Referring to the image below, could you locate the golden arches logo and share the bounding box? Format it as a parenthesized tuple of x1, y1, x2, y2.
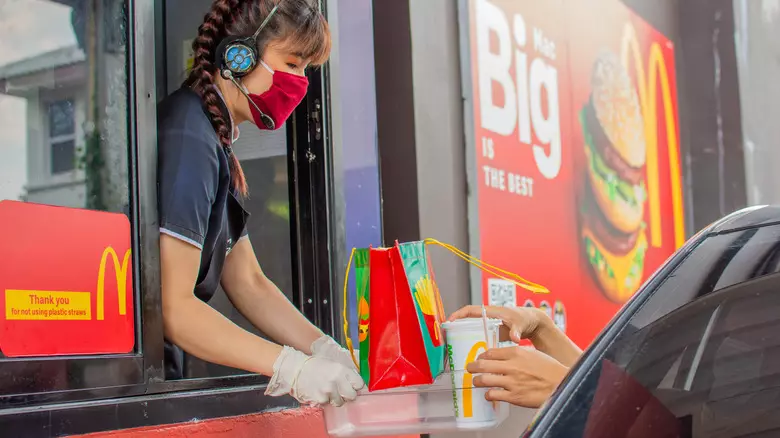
(621, 23, 685, 249)
(6, 245, 131, 322)
(462, 341, 488, 418)
(97, 246, 131, 320)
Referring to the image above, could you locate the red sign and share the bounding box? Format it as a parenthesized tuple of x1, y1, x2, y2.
(0, 201, 134, 357)
(465, 0, 684, 347)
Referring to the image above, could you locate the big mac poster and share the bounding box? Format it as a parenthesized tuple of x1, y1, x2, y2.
(463, 0, 684, 347)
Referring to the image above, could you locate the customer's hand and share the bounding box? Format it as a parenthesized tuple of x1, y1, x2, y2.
(468, 346, 568, 409)
(450, 305, 582, 367)
(311, 335, 359, 371)
(266, 346, 365, 406)
(448, 305, 549, 344)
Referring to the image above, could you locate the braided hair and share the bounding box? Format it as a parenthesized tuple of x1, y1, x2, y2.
(184, 0, 331, 196)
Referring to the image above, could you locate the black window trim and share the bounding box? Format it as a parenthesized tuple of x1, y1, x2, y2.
(0, 0, 340, 433)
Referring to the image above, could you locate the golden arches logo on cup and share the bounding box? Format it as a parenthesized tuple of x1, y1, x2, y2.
(442, 318, 502, 426)
(462, 341, 488, 418)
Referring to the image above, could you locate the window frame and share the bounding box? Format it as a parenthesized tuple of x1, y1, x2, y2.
(0, 0, 342, 431)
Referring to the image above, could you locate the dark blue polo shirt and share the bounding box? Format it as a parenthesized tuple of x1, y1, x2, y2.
(157, 87, 250, 379)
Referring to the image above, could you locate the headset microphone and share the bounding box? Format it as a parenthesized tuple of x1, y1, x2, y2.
(221, 70, 276, 130)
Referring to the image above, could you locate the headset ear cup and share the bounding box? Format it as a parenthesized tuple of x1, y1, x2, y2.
(217, 37, 258, 78)
(215, 37, 236, 72)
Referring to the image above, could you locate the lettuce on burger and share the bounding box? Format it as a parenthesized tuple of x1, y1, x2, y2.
(579, 51, 649, 303)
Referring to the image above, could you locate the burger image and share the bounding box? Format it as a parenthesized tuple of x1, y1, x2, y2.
(579, 51, 648, 303)
(581, 189, 648, 303)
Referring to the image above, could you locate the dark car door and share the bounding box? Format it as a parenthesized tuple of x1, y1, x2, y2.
(525, 210, 780, 438)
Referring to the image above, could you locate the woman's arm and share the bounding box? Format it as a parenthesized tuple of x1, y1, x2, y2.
(160, 234, 282, 375)
(220, 238, 323, 354)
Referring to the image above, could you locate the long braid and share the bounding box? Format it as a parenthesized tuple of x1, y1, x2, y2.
(185, 0, 248, 196)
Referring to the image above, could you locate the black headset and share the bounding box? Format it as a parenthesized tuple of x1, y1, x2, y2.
(216, 4, 280, 130)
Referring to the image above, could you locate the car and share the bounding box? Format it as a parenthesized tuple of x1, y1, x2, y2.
(524, 205, 780, 437)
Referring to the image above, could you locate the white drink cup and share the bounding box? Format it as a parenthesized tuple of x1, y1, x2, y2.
(442, 318, 502, 428)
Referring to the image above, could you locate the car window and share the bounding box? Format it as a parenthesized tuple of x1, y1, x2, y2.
(539, 223, 780, 437)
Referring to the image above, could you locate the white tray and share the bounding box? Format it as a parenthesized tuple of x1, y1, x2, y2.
(323, 370, 509, 437)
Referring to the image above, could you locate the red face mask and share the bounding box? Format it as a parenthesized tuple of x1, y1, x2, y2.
(247, 60, 309, 130)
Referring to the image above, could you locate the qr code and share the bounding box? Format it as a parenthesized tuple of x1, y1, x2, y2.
(487, 279, 516, 307)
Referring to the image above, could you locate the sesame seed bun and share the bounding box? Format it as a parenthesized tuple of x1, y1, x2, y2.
(591, 51, 647, 169)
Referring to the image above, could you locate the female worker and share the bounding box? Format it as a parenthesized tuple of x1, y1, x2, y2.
(156, 0, 361, 406)
(448, 306, 583, 408)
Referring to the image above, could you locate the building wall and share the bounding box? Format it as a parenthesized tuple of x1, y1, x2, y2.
(373, 0, 471, 317)
(99, 52, 131, 212)
(25, 87, 86, 209)
(26, 181, 86, 207)
(676, 0, 748, 233)
(409, 0, 471, 316)
(734, 0, 780, 206)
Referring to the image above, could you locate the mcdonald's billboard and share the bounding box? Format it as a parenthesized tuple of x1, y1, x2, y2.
(464, 0, 684, 347)
(0, 201, 135, 357)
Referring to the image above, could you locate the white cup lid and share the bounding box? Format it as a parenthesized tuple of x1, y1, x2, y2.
(441, 318, 502, 331)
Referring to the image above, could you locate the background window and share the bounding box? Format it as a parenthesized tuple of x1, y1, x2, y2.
(48, 99, 76, 174)
(0, 0, 135, 368)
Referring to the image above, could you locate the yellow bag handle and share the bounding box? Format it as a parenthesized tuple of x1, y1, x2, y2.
(342, 248, 359, 369)
(424, 238, 550, 294)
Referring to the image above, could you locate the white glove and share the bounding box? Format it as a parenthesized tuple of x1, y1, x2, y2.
(311, 335, 359, 371)
(265, 346, 364, 407)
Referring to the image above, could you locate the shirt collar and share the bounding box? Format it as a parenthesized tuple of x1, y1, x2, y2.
(213, 85, 241, 144)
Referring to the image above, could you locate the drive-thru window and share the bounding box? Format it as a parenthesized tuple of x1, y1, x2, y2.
(0, 0, 383, 435)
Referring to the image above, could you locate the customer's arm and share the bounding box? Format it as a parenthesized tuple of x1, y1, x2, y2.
(528, 315, 582, 367)
(449, 305, 583, 367)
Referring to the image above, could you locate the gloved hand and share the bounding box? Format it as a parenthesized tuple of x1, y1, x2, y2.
(311, 335, 359, 371)
(265, 346, 364, 406)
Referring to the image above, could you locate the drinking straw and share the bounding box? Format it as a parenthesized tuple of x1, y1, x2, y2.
(481, 305, 491, 348)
